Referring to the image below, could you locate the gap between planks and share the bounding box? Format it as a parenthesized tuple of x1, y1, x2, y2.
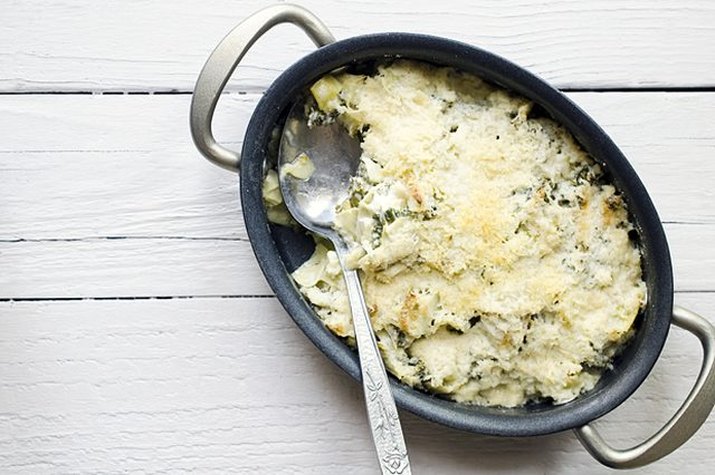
(3, 87, 715, 95)
(1, 290, 713, 303)
(0, 295, 275, 302)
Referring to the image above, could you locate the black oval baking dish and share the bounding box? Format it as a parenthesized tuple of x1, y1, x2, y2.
(190, 4, 715, 469)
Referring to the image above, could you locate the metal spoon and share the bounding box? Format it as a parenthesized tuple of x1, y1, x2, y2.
(279, 99, 412, 475)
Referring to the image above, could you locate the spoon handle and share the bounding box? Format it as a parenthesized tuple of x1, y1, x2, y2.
(336, 248, 412, 475)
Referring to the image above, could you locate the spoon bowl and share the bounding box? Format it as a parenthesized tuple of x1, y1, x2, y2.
(278, 99, 362, 236)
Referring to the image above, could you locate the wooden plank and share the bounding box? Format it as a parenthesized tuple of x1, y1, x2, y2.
(1, 0, 715, 92)
(0, 237, 270, 298)
(0, 92, 714, 243)
(0, 221, 712, 298)
(0, 294, 713, 473)
(0, 94, 253, 240)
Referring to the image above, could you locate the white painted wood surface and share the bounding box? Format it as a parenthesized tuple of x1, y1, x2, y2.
(1, 1, 715, 473)
(1, 294, 713, 474)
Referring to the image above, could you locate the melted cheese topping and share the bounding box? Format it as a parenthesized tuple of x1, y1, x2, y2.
(286, 60, 646, 407)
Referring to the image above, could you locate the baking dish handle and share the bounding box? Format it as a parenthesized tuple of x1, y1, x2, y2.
(574, 305, 715, 469)
(190, 4, 335, 171)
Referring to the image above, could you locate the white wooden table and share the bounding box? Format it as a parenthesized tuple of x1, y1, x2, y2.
(2, 1, 714, 473)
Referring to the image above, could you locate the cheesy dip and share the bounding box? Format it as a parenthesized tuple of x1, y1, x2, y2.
(269, 60, 647, 407)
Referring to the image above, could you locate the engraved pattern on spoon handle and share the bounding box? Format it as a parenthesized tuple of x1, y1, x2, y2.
(337, 251, 411, 475)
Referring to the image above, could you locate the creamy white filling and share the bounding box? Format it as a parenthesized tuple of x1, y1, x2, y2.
(279, 60, 646, 407)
